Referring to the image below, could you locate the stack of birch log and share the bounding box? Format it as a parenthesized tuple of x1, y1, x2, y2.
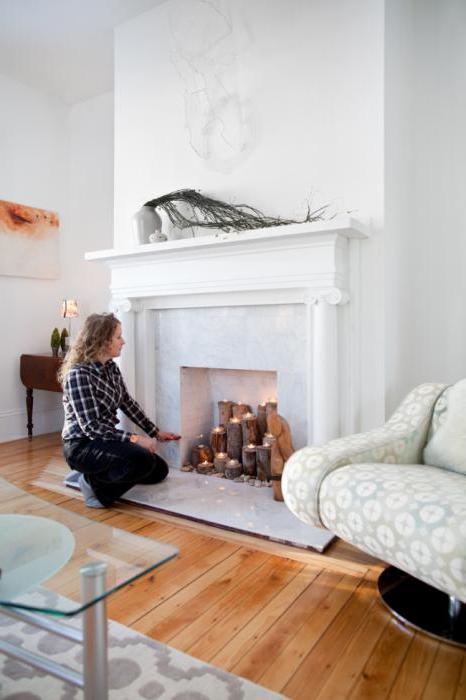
(185, 398, 294, 501)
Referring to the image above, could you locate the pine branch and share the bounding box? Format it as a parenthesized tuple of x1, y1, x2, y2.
(144, 189, 330, 234)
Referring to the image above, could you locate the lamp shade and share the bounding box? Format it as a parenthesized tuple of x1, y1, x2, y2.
(62, 299, 79, 318)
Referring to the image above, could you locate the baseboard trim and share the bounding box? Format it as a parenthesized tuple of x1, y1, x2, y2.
(0, 406, 63, 443)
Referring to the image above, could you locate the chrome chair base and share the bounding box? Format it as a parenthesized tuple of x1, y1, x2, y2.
(378, 566, 465, 648)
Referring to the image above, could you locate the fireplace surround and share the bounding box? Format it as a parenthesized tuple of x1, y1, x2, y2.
(86, 217, 368, 465)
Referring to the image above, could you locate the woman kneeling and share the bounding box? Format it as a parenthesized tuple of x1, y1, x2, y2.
(59, 312, 180, 508)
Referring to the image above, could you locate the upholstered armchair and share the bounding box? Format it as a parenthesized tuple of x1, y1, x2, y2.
(283, 382, 466, 645)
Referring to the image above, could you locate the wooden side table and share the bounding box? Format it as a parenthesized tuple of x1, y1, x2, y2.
(20, 354, 63, 439)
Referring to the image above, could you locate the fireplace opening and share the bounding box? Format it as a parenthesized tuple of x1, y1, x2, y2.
(179, 366, 277, 467)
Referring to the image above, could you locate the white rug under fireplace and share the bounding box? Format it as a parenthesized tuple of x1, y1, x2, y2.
(65, 469, 334, 552)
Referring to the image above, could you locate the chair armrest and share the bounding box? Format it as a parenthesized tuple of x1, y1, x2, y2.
(283, 382, 447, 528)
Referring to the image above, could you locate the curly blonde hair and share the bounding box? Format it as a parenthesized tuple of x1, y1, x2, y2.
(58, 312, 120, 386)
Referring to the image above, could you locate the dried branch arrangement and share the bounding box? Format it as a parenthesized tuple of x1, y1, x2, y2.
(144, 188, 331, 234)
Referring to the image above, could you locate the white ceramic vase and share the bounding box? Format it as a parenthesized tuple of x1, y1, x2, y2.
(132, 205, 163, 245)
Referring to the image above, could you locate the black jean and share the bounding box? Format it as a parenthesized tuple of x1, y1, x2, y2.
(63, 437, 169, 507)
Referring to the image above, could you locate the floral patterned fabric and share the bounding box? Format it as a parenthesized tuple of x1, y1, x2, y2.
(320, 462, 466, 602)
(282, 382, 466, 601)
(283, 383, 446, 528)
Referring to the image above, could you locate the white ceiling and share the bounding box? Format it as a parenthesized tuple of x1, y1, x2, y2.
(0, 0, 166, 104)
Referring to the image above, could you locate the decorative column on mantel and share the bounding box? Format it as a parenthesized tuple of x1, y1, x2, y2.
(307, 288, 349, 445)
(109, 298, 157, 424)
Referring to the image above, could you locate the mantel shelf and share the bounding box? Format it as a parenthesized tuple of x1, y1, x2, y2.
(85, 216, 368, 265)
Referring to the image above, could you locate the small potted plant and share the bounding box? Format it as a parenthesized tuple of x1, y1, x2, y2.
(50, 328, 60, 357)
(60, 327, 69, 355)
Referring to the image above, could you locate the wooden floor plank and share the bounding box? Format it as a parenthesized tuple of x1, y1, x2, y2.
(210, 562, 321, 672)
(170, 555, 302, 658)
(454, 655, 466, 700)
(423, 643, 465, 700)
(347, 618, 413, 699)
(232, 568, 347, 687)
(315, 600, 391, 700)
(279, 575, 375, 698)
(133, 547, 269, 640)
(106, 538, 240, 625)
(387, 633, 439, 700)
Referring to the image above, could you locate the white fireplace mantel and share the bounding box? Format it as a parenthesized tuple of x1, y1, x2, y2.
(86, 216, 368, 447)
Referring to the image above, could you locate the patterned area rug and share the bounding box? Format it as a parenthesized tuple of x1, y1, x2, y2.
(0, 590, 285, 699)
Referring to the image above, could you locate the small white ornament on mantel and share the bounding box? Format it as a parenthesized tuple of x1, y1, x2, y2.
(149, 231, 168, 243)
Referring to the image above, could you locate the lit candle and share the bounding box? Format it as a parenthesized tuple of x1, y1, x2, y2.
(197, 459, 214, 474)
(214, 452, 228, 473)
(210, 425, 227, 454)
(226, 418, 242, 461)
(263, 432, 276, 446)
(191, 443, 214, 467)
(225, 458, 242, 480)
(241, 413, 260, 445)
(257, 402, 267, 440)
(256, 444, 272, 481)
(242, 444, 257, 477)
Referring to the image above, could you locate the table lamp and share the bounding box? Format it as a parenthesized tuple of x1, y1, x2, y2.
(62, 299, 79, 339)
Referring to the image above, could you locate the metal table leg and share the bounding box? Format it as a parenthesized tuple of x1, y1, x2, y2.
(81, 561, 108, 700)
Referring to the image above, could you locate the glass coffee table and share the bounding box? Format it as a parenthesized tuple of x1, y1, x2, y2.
(0, 477, 178, 699)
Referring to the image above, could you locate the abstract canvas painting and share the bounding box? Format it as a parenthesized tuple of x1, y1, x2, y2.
(0, 199, 59, 279)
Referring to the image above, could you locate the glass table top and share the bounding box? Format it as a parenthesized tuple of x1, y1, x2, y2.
(0, 477, 178, 617)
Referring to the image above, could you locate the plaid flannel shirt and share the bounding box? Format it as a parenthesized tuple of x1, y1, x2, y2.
(62, 360, 158, 442)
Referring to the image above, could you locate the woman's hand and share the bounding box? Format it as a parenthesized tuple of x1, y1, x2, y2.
(157, 431, 181, 442)
(137, 436, 158, 453)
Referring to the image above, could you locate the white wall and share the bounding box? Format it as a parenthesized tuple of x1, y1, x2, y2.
(0, 74, 67, 440)
(114, 0, 386, 431)
(63, 92, 114, 321)
(385, 0, 466, 413)
(0, 77, 113, 442)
